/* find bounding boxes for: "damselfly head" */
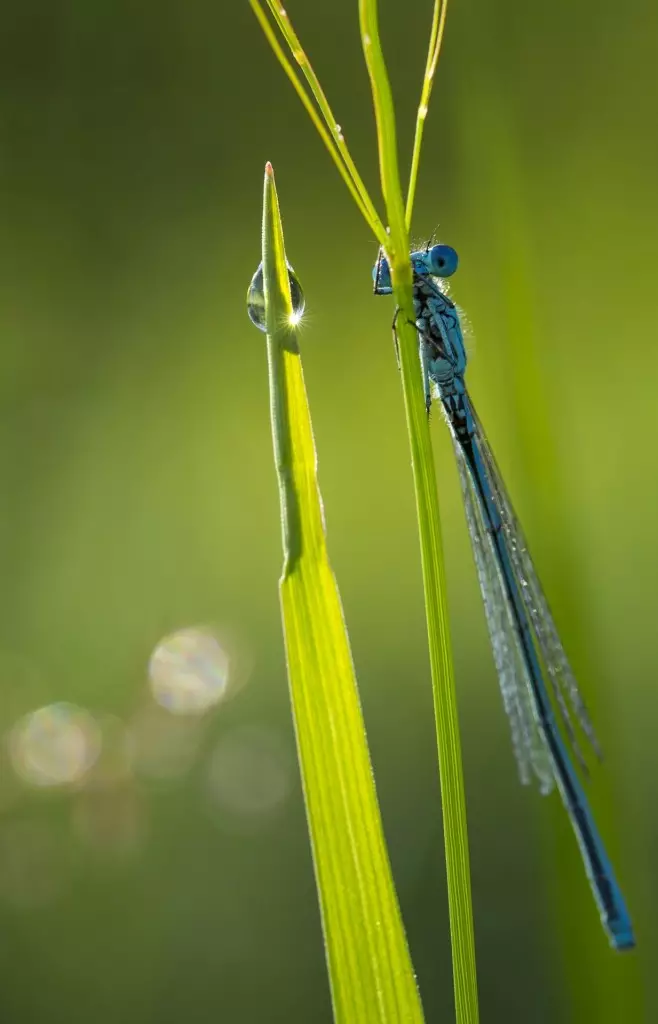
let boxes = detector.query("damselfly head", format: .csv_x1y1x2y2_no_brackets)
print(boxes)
413,244,459,279
373,242,458,295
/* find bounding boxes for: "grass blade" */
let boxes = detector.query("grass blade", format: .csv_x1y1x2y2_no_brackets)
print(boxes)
256,161,425,1024
359,3,480,1021
405,0,449,227
249,0,387,244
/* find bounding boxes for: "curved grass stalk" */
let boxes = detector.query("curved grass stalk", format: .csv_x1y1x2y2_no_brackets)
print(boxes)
265,2,385,238
250,0,387,245
259,162,424,1023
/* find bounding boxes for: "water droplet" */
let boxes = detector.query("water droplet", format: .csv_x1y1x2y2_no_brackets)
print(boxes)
246,262,305,333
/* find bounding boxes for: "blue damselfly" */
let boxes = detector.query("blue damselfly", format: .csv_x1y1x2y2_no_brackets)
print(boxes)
373,243,634,951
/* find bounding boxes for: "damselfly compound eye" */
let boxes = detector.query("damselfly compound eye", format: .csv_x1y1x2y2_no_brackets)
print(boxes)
246,262,305,333
429,244,459,277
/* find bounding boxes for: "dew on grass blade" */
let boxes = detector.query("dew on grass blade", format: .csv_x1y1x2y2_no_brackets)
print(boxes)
246,260,304,332
9,702,101,788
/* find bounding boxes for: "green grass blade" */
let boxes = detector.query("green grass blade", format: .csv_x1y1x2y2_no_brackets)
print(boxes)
405,0,449,228
250,0,388,245
258,161,425,1024
359,3,480,1021
264,0,386,237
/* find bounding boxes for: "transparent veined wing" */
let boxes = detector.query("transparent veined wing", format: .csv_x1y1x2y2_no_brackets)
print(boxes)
451,397,634,948
468,402,602,768
453,437,554,793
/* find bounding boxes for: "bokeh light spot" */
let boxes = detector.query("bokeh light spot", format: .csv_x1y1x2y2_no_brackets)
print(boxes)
149,627,230,714
206,725,291,828
9,702,101,788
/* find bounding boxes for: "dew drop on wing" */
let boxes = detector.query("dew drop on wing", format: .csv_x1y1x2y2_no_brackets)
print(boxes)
246,261,305,332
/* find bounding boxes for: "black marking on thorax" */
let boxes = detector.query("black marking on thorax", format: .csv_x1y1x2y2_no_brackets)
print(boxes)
413,276,453,360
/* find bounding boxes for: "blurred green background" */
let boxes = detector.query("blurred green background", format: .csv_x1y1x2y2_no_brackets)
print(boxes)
0,0,656,1020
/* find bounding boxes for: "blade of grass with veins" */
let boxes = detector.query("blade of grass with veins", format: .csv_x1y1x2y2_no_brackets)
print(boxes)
257,161,425,1024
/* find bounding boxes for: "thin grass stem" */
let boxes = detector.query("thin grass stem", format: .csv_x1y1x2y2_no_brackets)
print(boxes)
405,0,450,228
359,2,479,1021
250,0,387,244
264,1,385,237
